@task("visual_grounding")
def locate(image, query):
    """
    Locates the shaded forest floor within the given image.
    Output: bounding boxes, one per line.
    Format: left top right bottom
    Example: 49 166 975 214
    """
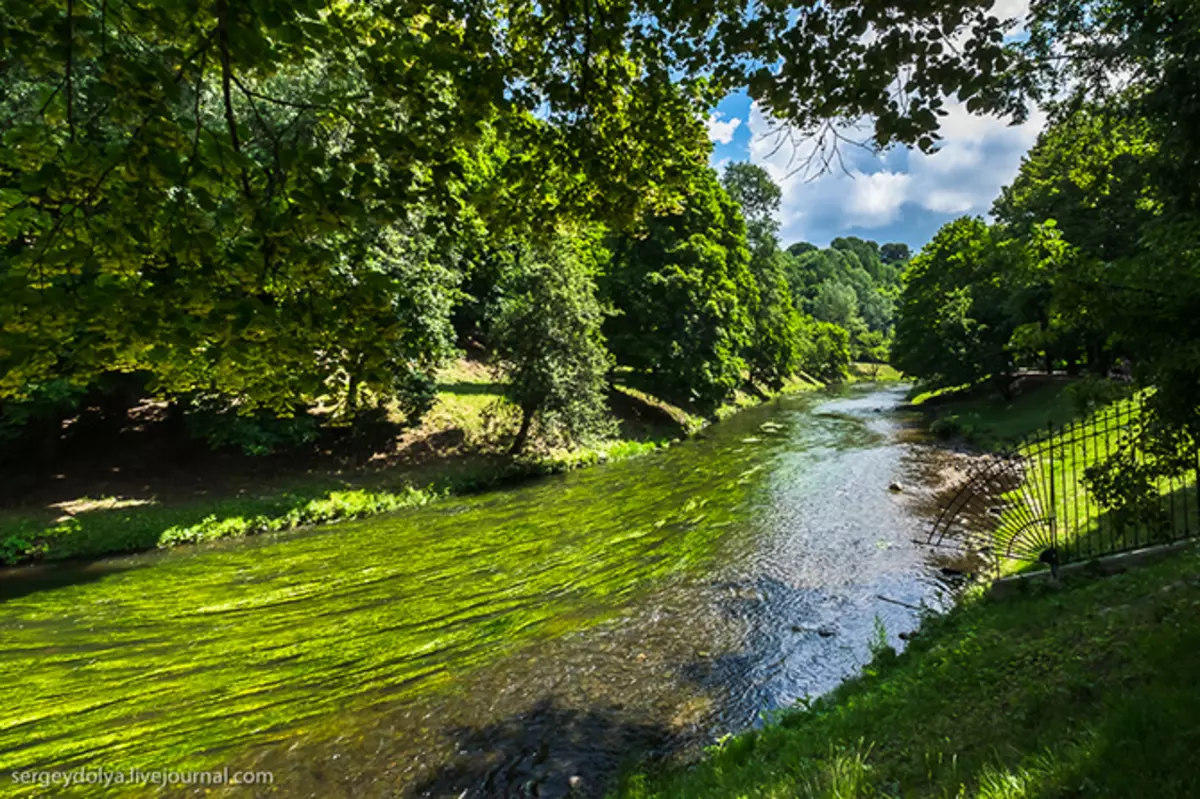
612 545 1200 799
0 359 823 566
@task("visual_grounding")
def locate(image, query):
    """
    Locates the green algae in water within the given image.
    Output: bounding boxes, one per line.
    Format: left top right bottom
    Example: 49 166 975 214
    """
0 405 786 794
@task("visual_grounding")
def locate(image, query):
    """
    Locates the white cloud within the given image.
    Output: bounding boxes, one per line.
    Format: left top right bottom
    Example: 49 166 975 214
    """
705 112 742 145
846 171 912 227
743 99 1047 245
990 0 1030 25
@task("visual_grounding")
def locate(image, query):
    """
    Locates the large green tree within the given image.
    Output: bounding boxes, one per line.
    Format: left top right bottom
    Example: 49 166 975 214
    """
892 217 1021 392
603 168 754 413
720 162 809 390
490 232 614 454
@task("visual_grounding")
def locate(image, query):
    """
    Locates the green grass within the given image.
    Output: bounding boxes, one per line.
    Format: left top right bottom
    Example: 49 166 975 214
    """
849 362 904 383
915 379 1084 450
992 393 1198 577
612 546 1200 799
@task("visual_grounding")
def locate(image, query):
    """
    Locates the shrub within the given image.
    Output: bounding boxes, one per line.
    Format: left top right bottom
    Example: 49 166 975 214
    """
182 397 320 456
930 412 982 442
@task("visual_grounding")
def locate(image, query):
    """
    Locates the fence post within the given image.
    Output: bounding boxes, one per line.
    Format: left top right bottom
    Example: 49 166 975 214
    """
1048 420 1058 573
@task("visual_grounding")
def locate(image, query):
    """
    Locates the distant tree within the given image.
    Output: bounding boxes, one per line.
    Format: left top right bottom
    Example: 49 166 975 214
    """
801 321 852 383
880 242 912 264
743 239 807 391
892 218 1020 394
491 235 615 454
812 282 860 328
721 163 783 227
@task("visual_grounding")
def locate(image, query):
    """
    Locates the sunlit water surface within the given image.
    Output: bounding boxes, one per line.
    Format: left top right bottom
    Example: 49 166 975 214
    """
0 385 956 797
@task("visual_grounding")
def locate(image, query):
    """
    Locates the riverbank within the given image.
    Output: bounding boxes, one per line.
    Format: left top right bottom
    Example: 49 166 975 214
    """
908 374 1085 450
0 362 825 566
613 543 1200 798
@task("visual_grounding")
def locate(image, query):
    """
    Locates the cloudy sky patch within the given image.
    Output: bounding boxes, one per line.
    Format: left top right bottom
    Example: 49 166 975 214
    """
701 0 1043 249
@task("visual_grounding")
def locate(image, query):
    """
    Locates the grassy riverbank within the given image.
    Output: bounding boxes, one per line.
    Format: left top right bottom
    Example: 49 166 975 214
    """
613 545 1200 799
0 364 824 566
848 362 904 383
909 376 1083 450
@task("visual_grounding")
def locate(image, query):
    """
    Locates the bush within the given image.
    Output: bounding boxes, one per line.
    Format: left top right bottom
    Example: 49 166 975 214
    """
182 397 320 456
930 412 982 442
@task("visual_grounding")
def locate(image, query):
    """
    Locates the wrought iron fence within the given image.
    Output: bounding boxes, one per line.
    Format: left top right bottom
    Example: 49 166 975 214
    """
919 394 1200 576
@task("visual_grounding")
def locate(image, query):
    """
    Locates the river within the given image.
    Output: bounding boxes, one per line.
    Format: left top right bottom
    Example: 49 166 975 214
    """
0 384 956 797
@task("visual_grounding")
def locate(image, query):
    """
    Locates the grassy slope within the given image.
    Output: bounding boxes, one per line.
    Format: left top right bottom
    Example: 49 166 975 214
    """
996 393 1198 577
848 362 905 383
905 380 1192 577
0 364 821 566
910 378 1081 450
613 546 1200 799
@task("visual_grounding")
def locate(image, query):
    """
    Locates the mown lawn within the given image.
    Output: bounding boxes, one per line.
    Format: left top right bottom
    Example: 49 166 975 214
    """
612 546 1200 799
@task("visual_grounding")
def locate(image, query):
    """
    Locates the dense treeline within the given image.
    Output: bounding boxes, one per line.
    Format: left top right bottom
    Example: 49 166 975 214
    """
6 0 1196 478
4 0 986 463
893 0 1200 510
786 236 907 365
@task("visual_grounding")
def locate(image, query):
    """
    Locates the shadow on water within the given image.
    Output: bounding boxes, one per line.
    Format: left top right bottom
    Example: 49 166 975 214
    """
0 562 136 603
410 700 672 799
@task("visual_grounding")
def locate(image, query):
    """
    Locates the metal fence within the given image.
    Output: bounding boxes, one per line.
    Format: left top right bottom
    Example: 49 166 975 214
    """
920 394 1200 576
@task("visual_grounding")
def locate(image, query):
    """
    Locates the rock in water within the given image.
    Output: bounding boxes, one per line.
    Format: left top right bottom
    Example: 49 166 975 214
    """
888 482 903 493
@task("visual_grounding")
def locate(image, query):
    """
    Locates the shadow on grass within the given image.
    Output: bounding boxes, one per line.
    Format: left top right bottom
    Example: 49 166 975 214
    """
605 385 689 442
1009 481 1200 576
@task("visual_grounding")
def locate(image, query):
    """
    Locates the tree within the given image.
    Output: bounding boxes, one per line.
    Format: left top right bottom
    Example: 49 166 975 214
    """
490 234 614 454
603 168 754 414
801 321 851 383
991 104 1158 375
0 0 1047 455
719 163 810 391
892 218 1020 393
721 163 782 227
880 242 912 265
812 282 860 328
742 238 807 391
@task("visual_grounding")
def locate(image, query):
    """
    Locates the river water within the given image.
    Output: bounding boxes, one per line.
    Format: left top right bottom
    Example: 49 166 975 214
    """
0 384 956 797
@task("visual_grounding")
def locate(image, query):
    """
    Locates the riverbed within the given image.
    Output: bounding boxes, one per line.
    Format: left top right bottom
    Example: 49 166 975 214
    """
0 384 956 797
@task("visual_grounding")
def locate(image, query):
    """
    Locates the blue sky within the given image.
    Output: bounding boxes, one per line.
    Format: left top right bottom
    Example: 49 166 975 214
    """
706 0 1042 251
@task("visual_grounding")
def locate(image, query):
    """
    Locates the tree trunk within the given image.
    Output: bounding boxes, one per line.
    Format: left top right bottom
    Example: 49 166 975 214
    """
509 405 535 455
